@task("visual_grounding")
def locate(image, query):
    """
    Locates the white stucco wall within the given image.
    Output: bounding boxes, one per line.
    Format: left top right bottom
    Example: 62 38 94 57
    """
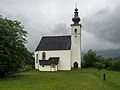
39 65 57 71
39 65 51 71
35 50 71 70
35 51 39 69
71 25 81 68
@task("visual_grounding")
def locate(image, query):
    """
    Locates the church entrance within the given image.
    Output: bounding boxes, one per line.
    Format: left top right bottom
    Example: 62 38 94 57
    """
73 62 78 69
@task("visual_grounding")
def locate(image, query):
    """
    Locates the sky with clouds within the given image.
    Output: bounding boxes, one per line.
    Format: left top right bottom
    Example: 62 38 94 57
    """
0 0 120 52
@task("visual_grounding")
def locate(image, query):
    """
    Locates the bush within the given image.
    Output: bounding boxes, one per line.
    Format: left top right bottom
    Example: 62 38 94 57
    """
81 60 85 67
104 57 113 69
111 60 120 71
103 57 120 71
20 65 33 72
94 62 105 70
82 49 120 72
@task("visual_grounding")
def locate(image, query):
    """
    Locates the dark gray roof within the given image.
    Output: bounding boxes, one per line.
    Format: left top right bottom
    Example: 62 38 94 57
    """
35 36 71 51
39 57 59 65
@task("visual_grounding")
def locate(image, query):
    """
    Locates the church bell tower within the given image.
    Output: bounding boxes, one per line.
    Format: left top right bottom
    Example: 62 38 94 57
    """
71 6 82 69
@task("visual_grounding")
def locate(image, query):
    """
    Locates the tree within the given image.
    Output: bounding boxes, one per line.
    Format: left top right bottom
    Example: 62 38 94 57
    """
104 57 113 69
104 57 120 71
83 49 105 67
83 49 98 67
112 60 120 71
0 17 34 78
83 49 120 71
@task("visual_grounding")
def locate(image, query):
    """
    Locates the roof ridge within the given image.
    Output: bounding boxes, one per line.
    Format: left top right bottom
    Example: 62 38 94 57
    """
43 35 71 38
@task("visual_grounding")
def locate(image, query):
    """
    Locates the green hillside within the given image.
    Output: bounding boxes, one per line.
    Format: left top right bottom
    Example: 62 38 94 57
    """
0 69 120 90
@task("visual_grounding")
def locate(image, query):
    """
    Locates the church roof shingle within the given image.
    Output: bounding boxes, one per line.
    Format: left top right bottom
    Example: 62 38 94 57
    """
35 35 71 51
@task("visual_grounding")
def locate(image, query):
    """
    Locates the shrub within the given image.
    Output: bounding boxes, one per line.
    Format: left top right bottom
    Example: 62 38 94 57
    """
20 65 33 72
111 60 120 71
104 57 113 69
94 62 105 70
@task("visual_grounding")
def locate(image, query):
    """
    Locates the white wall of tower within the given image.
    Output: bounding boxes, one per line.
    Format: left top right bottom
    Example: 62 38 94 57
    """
71 25 81 69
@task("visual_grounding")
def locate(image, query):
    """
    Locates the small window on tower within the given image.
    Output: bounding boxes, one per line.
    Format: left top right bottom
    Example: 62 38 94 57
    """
74 29 77 33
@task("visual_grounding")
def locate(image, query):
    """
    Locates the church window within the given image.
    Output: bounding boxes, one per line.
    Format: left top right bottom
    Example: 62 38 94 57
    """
36 54 38 63
42 52 46 60
74 29 77 33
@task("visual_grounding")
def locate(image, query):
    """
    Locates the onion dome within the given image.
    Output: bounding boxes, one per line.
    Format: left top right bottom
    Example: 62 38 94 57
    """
72 8 81 24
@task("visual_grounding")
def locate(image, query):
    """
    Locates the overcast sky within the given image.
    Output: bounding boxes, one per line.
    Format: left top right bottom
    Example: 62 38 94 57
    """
0 0 120 52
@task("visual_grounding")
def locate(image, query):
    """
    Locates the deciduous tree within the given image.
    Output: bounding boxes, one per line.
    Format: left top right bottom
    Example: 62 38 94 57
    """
0 17 34 78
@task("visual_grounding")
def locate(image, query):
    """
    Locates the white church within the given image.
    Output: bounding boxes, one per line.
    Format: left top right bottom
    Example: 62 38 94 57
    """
35 7 82 71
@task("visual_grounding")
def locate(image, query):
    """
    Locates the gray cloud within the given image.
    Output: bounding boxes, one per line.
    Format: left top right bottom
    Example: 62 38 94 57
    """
0 0 120 52
52 23 70 35
83 5 120 44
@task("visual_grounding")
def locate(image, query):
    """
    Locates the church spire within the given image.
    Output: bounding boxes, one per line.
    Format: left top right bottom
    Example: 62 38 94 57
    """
72 3 81 24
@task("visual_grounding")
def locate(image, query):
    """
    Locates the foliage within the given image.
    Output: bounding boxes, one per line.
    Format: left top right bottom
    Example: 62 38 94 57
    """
111 60 120 71
22 51 34 68
0 17 34 78
104 57 113 69
102 57 120 71
83 49 120 71
20 65 33 72
83 49 103 67
81 60 85 67
94 62 105 70
81 57 85 67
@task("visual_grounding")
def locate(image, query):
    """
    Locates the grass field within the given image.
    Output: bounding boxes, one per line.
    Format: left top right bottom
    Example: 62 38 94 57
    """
0 69 120 90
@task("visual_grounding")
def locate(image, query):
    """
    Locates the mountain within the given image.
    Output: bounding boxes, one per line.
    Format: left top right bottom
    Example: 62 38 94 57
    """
113 56 120 60
96 49 120 58
82 49 120 59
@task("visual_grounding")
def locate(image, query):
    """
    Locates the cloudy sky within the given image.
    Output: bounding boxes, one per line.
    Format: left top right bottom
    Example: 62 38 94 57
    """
0 0 120 52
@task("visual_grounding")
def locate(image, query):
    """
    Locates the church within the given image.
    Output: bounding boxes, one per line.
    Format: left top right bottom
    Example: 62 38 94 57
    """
35 6 82 71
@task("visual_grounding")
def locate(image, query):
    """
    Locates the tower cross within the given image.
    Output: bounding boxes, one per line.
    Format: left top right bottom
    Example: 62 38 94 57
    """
75 2 77 8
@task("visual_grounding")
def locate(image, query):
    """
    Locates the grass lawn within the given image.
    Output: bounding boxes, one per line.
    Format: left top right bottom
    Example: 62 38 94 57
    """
0 69 120 90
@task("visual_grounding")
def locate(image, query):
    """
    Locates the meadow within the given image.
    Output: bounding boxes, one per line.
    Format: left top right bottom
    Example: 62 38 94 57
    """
0 69 120 90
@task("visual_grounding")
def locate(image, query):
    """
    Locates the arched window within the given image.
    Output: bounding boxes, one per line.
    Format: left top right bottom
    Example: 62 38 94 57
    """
73 62 78 69
74 29 77 33
36 54 38 63
42 52 46 60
